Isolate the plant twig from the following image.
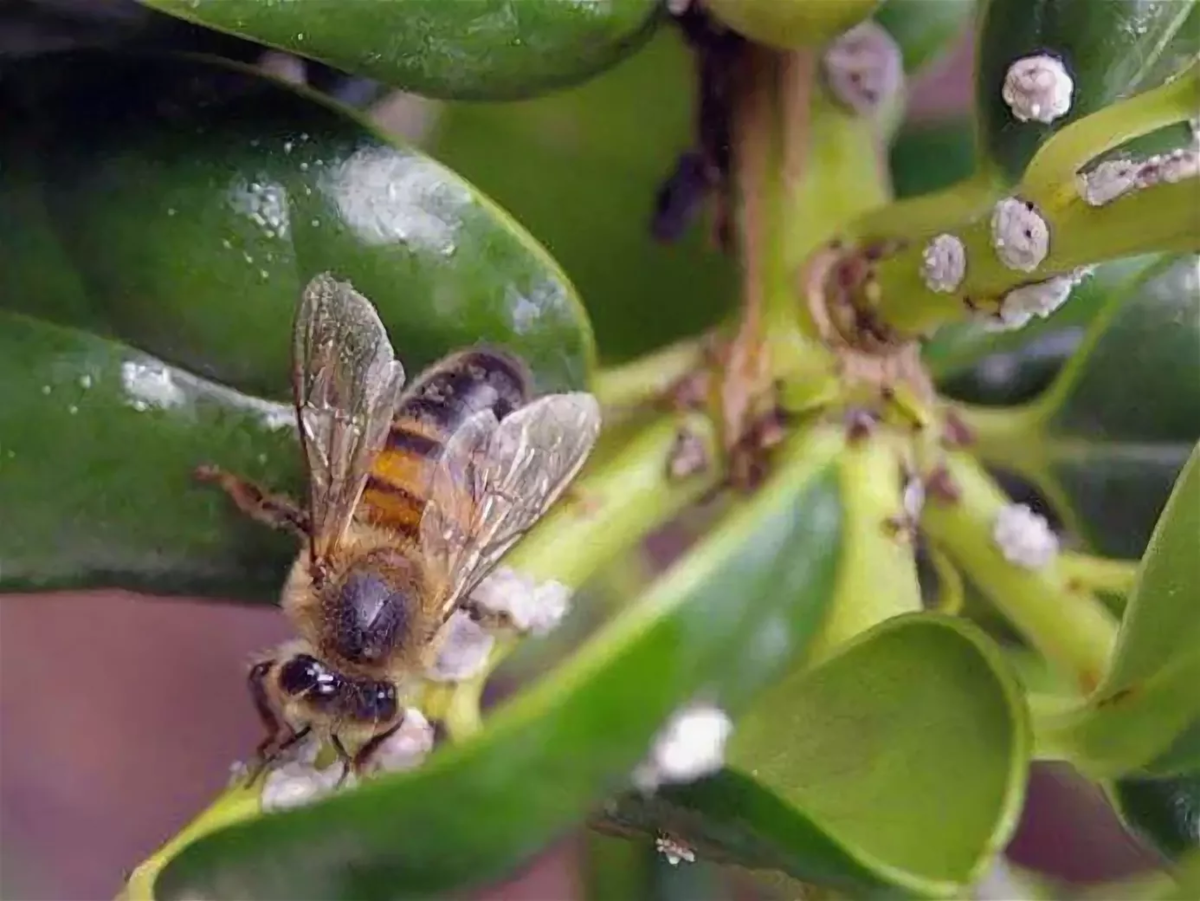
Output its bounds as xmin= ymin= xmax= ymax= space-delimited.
xmin=920 ymin=452 xmax=1119 ymax=694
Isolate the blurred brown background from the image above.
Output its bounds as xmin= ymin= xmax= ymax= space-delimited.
xmin=0 ymin=31 xmax=1160 ymax=901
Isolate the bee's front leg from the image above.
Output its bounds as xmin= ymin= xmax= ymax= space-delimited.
xmin=194 ymin=464 xmax=310 ymax=537
xmin=244 ymin=660 xmax=309 ymax=784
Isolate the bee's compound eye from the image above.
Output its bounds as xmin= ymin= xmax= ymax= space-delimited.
xmin=279 ymin=654 xmax=324 ymax=696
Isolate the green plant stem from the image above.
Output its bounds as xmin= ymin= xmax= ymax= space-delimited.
xmin=920 ymin=451 xmax=1119 ymax=694
xmin=808 ymin=430 xmax=922 ymax=663
xmin=866 ymin=62 xmax=1200 ymax=337
xmin=507 ymin=412 xmax=720 ymax=587
xmin=847 ymin=168 xmax=1001 ymax=245
xmin=1022 ymin=59 xmax=1200 ymax=200
xmin=1059 ymin=553 xmax=1140 ymax=596
xmin=591 ymin=338 xmax=707 ymax=412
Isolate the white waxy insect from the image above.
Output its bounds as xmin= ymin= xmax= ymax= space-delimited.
xmin=921 ymin=234 xmax=967 ymax=293
xmin=991 ymin=198 xmax=1050 ymax=272
xmin=1002 ymin=54 xmax=1073 ymax=124
xmin=993 ymin=503 xmax=1059 ymax=570
xmin=632 ymin=703 xmax=733 ymax=794
xmin=823 ymin=21 xmax=903 ymax=116
xmin=656 ymin=835 xmax=696 ymax=866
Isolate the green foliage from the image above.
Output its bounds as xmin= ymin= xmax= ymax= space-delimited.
xmin=974 ymin=0 xmax=1197 ymax=182
xmin=137 ymin=0 xmax=664 ymax=100
xmin=3 ymin=0 xmax=1199 ymax=899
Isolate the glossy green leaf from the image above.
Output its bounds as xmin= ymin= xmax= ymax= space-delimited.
xmin=1113 ymin=774 xmax=1200 ymax=860
xmin=1038 ymin=254 xmax=1200 ymax=557
xmin=874 ymin=0 xmax=973 ymax=75
xmin=424 ymin=30 xmax=736 ymax=363
xmin=888 ymin=116 xmax=978 ymax=200
xmin=0 ymin=314 xmax=297 ymax=599
xmin=1039 ymin=442 xmax=1200 ymax=778
xmin=138 ymin=0 xmax=662 ymax=100
xmin=925 ymin=255 xmax=1162 ymax=406
xmin=974 ymin=0 xmax=1197 ymax=182
xmin=0 ymin=51 xmax=595 ymax=596
xmin=1102 ymin=440 xmax=1200 ymax=695
xmin=602 ymin=615 xmax=1030 ymax=896
xmin=152 ymin=432 xmax=845 ymax=900
xmin=0 ymin=52 xmax=594 ymax=402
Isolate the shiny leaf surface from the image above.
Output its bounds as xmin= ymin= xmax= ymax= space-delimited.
xmin=1039 ymin=255 xmax=1200 ymax=556
xmin=974 ymin=0 xmax=1197 ymax=182
xmin=153 ymin=434 xmax=845 ymax=899
xmin=1043 ymin=442 xmax=1200 ymax=778
xmin=0 ymin=51 xmax=595 ymax=596
xmin=138 ymin=0 xmax=663 ymax=100
xmin=925 ymin=255 xmax=1162 ymax=406
xmin=602 ymin=615 xmax=1030 ymax=896
xmin=424 ymin=30 xmax=736 ymax=362
xmin=0 ymin=52 xmax=594 ymax=401
xmin=1113 ymin=774 xmax=1200 ymax=860
xmin=0 ymin=314 xmax=297 ymax=599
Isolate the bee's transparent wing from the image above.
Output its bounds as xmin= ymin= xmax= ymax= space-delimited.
xmin=420 ymin=392 xmax=602 ymax=617
xmin=292 ymin=273 xmax=406 ymax=563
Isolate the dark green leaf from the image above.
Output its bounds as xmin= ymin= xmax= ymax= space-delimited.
xmin=137 ymin=0 xmax=663 ymax=100
xmin=974 ymin=0 xmax=1197 ymax=182
xmin=423 ymin=30 xmax=736 ymax=362
xmin=1043 ymin=442 xmax=1200 ymax=778
xmin=153 ymin=434 xmax=845 ymax=900
xmin=0 ymin=314 xmax=297 ymax=599
xmin=888 ymin=116 xmax=978 ymax=200
xmin=874 ymin=0 xmax=973 ymax=75
xmin=601 ymin=615 xmax=1030 ymax=896
xmin=1113 ymin=774 xmax=1200 ymax=860
xmin=0 ymin=52 xmax=594 ymax=596
xmin=924 ymin=255 xmax=1162 ymax=406
xmin=1040 ymin=255 xmax=1200 ymax=556
xmin=0 ymin=52 xmax=594 ymax=401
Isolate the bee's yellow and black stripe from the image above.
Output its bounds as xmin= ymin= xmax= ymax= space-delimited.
xmin=360 ymin=347 xmax=533 ymax=538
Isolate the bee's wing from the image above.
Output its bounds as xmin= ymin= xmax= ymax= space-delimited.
xmin=292 ymin=273 xmax=406 ymax=564
xmin=419 ymin=392 xmax=602 ymax=618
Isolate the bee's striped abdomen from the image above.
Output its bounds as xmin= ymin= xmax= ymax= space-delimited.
xmin=359 ymin=346 xmax=533 ymax=537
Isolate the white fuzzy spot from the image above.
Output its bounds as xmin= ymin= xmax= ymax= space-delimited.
xmin=228 ymin=178 xmax=290 ymax=240
xmin=631 ymin=703 xmax=733 ymax=794
xmin=1079 ymin=147 xmax=1199 ymax=206
xmin=323 ymin=147 xmax=467 ymax=255
xmin=1002 ymin=54 xmax=1073 ymax=124
xmin=119 ymin=358 xmax=294 ymax=431
xmin=993 ymin=503 xmax=1058 ymax=569
xmin=470 ymin=567 xmax=573 ymax=637
xmin=426 ymin=610 xmax=495 ymax=682
xmin=822 ymin=21 xmax=904 ymax=116
xmin=361 ymin=709 xmax=435 ymax=775
xmin=666 ymin=0 xmax=692 ymax=14
xmin=991 ymin=198 xmax=1050 ymax=272
xmin=902 ymin=476 xmax=925 ymax=522
xmin=1078 ymin=158 xmax=1140 ymax=206
xmin=993 ymin=268 xmax=1090 ymax=330
xmin=921 ymin=234 xmax=967 ymax=293
xmin=260 ymin=758 xmax=351 ymax=812
xmin=655 ymin=835 xmax=695 ymax=866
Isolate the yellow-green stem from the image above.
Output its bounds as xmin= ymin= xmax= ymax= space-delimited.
xmin=508 ymin=412 xmax=720 ymax=586
xmin=1022 ymin=59 xmax=1200 ymax=200
xmin=847 ymin=168 xmax=1002 ymax=246
xmin=921 ymin=452 xmax=1119 ymax=694
xmin=1059 ymin=553 xmax=1140 ymax=596
xmin=590 ymin=338 xmax=706 ymax=412
xmin=808 ymin=430 xmax=923 ymax=663
xmin=869 ymin=62 xmax=1200 ymax=337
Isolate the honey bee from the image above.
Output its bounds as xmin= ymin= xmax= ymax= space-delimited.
xmin=196 ymin=273 xmax=601 ymax=777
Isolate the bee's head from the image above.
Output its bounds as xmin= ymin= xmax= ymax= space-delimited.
xmin=274 ymin=653 xmax=399 ymax=725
